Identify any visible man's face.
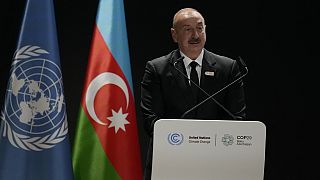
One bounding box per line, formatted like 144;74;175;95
171;12;206;58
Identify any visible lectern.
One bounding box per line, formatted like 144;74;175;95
151;119;266;180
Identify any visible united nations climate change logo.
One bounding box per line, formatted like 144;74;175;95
168;132;184;145
1;45;68;151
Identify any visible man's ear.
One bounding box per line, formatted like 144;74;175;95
171;28;178;43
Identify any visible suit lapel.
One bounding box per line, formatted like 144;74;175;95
198;50;218;108
170;51;195;109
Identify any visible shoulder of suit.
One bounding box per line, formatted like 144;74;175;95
147;50;177;66
204;49;235;65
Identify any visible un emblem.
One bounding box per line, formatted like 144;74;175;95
1;45;68;151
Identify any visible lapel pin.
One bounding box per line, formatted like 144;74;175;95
205;71;215;76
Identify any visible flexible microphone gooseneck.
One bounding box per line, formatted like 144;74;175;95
172;56;248;119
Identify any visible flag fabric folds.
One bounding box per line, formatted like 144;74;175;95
72;0;143;180
0;0;74;180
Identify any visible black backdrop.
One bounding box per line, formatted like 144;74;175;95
1;0;318;179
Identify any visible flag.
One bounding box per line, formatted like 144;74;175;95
0;0;74;180
72;0;143;179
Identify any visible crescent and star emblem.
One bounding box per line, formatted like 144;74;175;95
85;72;130;133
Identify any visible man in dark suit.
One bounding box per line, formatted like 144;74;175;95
140;8;246;180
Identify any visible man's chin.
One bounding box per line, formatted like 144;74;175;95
188;45;203;51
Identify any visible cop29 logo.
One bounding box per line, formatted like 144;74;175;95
221;134;234;146
168;133;184;145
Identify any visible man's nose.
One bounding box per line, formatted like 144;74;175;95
192;29;200;39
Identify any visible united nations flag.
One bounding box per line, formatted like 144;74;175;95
0;0;74;180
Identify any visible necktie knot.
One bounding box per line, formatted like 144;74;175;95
189;61;198;69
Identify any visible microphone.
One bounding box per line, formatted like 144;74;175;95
172;56;248;119
237;56;248;73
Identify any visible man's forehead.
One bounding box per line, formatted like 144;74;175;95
177;10;203;20
178;16;204;26
173;9;205;28
181;21;204;27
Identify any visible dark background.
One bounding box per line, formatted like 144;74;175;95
1;0;318;179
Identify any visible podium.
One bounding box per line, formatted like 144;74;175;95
151;119;266;180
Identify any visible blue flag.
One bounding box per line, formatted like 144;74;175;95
0;0;74;180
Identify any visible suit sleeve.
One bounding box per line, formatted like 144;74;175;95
140;61;164;136
225;60;246;119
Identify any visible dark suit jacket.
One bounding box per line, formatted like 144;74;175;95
140;49;246;179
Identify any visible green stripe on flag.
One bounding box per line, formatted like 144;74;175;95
72;108;121;180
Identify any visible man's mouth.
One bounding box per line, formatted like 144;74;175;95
189;39;200;44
